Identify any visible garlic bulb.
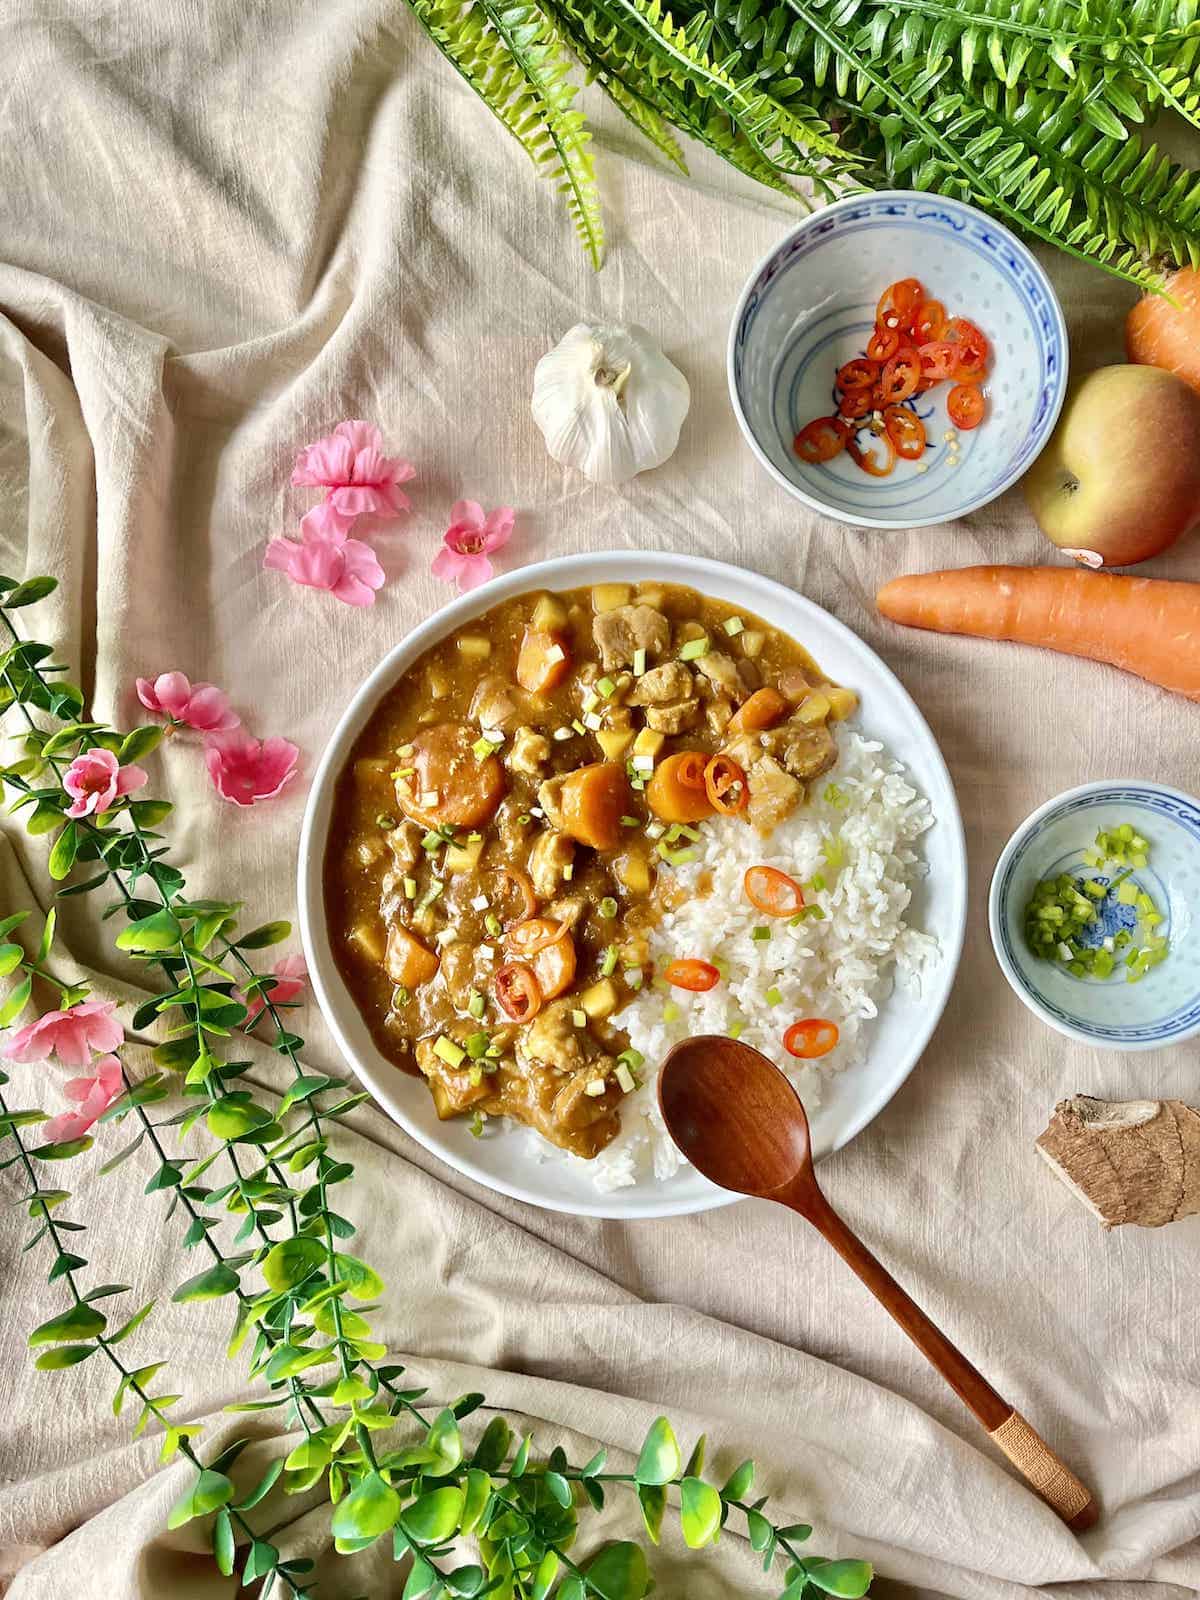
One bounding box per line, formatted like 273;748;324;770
531;322;690;485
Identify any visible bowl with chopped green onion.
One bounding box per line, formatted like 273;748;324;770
989;782;1200;1050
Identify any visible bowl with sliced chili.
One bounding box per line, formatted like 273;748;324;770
728;190;1068;529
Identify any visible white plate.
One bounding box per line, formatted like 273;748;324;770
298;553;967;1218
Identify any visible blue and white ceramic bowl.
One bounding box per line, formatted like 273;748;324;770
727;191;1069;528
989;782;1200;1052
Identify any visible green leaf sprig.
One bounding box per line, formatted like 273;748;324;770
0;575;872;1598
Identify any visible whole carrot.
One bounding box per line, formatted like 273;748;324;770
877;566;1200;702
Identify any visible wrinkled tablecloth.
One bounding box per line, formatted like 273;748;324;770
1;4;1198;1596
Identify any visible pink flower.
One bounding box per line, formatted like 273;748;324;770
62;748;148;820
1;999;124;1068
235;954;308;1028
431;500;515;592
42;1054;124;1144
205;730;299;807
136;671;240;734
264;505;385;607
292;420;415;521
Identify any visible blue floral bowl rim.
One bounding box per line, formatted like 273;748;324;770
725;189;1070;530
988;779;1200;1052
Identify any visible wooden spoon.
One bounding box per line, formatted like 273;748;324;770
659;1035;1099;1533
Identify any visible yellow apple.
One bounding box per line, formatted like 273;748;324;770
1023;364;1200;567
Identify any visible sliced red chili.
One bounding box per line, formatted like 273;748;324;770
783;1018;840;1059
507;916;571;959
744;864;805;918
879;347;921;404
942;317;989;377
664;958;721;992
837;388;872;421
865;325;900;363
836;358;880;392
794;416;849;464
847;429;897;477
876;277;924;331
492;866;537;927
492;961;543;1022
911;299;947;343
883;405;926;461
947;383;985;429
704;754;748;815
917;340;961;385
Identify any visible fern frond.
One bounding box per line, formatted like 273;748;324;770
478;0;605;265
408;0;605;266
602;75;691;170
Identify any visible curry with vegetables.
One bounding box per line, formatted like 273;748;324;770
324;582;856;1158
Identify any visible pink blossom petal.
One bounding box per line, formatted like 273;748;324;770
292;434;356;488
455;553;494;591
42;1109;94;1144
183;685;241;733
114;763;148;798
1;1001;122;1068
335;420;384;456
449;499;486;533
205;731;300;808
482;507;516;551
430;547;466;586
330;538;385;607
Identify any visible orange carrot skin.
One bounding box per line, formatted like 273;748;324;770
877;566;1200;702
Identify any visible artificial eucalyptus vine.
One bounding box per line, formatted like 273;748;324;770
0;573;872;1599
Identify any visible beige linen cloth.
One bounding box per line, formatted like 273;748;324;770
1;5;1198;1597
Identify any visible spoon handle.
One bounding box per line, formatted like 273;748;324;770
792;1186;1097;1532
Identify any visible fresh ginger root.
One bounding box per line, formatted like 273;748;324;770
1036;1096;1200;1229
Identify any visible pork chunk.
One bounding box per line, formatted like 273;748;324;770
779;717;838;784
628;661;694;706
593;604;670;672
745;754;803;836
528;828;576;898
470;674;522;732
508;725;551;776
695;651;747;702
646;699;700;734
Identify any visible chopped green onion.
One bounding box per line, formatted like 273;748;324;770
484;913;502;938
822;832;846;869
403;877;417;900
765;987;783;1006
621;815;641;828
617;1047;644;1071
810;873;826;892
598;896;618;918
391;766;415;780
751;926;771;942
396;743;415;757
600;946;619;977
472;736;500;761
572;1009;587;1028
392;985;410;1008
375;812;396;829
663;1000;680;1023
468;991;485;1020
632;648;647;677
597;676;616;698
823;783;847;809
465;1031;490;1060
417;880;445;912
571;718;587;736
615;1063;636;1094
678;635;709;662
433;1035;465;1069
727;1020;744;1039
723;616;745;637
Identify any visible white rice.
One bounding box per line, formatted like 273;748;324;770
575;728;939;1192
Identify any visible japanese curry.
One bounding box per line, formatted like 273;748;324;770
324;582;854;1159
